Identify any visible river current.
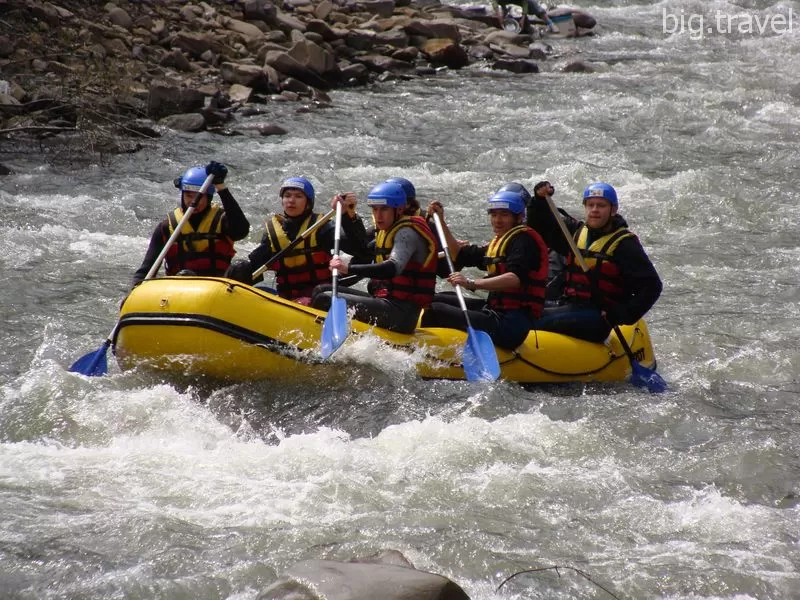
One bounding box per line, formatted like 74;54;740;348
2;1;799;598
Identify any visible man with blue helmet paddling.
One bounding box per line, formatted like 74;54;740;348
224;177;369;304
528;182;662;343
130;162;250;287
421;189;549;350
310;180;438;334
72;162;249;377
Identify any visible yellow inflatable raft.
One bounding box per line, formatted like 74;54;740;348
113;276;659;383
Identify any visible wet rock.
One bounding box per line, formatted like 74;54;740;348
287;39;341;79
257;558;471;600
257;123;290;136
243;0;279;24
359;0;396;19
492;58;540;73
339;62;370;83
265;50;331;89
158;112;206;132
147;84;205;119
228;83;254;104
421;38;469;69
562;60;593;73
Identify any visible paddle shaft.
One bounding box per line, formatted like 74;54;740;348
251;208;336;280
77;172;216;365
331;201;343;297
545;195;589;272
145;173;216;280
432;213;474;327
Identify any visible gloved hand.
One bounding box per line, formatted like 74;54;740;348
206;161;228;184
225;259;253;284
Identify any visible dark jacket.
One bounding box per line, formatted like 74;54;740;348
132;188;250;287
526;193;662;325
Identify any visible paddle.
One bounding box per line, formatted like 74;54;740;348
432;212;501;382
544;195;667;393
68;173;215;376
250;208;335;281
320;201;349;359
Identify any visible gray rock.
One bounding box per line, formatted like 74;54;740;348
106;7;133;31
158;112;206;132
358;0;396;19
257;559;470;600
147;84;205;119
160;49;193;72
265;50;331;89
492;58;539;73
345;29;377;51
0;35;13;58
306;19;341;41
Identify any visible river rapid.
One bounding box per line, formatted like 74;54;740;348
2;1;799;598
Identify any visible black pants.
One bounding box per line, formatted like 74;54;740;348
421;292;534;350
533;301;611;342
311;285;421;334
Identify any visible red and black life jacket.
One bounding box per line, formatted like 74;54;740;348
165;205;235;276
483;225;548;317
564;224;635;309
265;212;331;299
371;216;437;308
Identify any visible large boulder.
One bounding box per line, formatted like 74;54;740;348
257;558;471;600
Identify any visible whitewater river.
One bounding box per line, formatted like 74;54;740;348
2;0;799;598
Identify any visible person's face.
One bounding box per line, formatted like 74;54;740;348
488;209;520;236
182;191;209;212
282;189;308;218
583;197;616;230
371;205;399;230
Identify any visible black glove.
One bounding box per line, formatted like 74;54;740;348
205;161;228;184
224;259;253;284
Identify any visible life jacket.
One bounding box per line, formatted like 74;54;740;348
371;215;437;308
264;213;331;299
165;205;235;276
564;224;635;309
483;225;548;317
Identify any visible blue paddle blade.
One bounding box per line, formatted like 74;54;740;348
68;341;109;377
630;361;668;393
320;297;348;359
463;327;501;382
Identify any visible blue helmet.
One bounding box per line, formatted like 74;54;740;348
498;181;531;207
177;166;216;199
385;177;416;202
280;177;315;209
583;182;618;207
487;190;526;215
367;181;407;209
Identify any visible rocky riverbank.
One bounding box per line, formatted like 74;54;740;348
0;0;595;165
